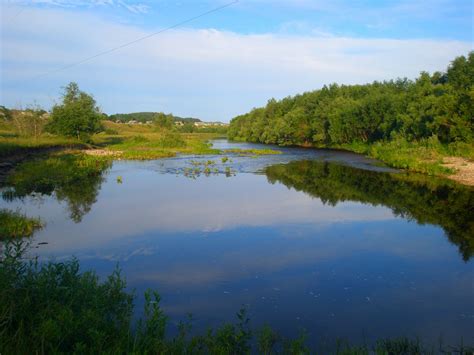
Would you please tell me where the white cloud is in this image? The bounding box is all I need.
[0,5,471,120]
[2,0,150,13]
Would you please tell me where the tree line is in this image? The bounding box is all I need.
[228,52,474,147]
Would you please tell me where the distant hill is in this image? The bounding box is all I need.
[107,112,201,123]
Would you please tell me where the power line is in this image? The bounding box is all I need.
[26,0,239,81]
[2,2,25,24]
[7,7,24,23]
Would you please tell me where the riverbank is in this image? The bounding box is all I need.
[336,139,474,187]
[232,137,474,187]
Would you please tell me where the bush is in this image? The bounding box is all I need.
[157,131,186,148]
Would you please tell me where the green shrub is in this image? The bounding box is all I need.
[0,209,42,239]
[157,131,186,148]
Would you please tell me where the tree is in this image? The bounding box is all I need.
[228,52,474,146]
[153,112,174,129]
[47,82,103,140]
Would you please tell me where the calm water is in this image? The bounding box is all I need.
[1,139,473,348]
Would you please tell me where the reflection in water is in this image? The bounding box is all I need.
[0,143,473,346]
[1,154,110,222]
[265,160,474,261]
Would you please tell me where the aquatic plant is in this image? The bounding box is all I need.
[0,209,42,239]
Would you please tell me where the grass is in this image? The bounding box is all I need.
[1,242,472,354]
[0,120,282,162]
[92,122,221,159]
[0,209,42,239]
[0,121,221,161]
[0,135,85,159]
[337,137,474,176]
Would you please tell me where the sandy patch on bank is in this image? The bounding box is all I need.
[443,157,474,186]
[84,149,123,157]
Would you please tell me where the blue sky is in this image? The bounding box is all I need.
[1,0,473,121]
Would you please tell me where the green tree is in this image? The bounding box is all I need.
[228,52,474,146]
[47,82,103,140]
[153,112,174,129]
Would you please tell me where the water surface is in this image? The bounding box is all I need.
[1,139,473,348]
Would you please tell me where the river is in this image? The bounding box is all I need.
[1,139,473,348]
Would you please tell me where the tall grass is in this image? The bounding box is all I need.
[0,136,85,158]
[339,137,474,176]
[0,210,42,239]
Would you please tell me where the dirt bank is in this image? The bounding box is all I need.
[442,157,474,187]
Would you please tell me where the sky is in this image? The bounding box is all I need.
[0,0,473,121]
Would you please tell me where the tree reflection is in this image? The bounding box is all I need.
[2,154,110,223]
[265,160,474,261]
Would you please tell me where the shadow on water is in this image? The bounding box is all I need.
[1,154,111,223]
[265,160,474,261]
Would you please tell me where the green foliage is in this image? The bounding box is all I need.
[0,242,133,354]
[341,138,457,176]
[229,53,474,170]
[0,209,42,239]
[153,112,174,129]
[258,324,280,354]
[157,131,186,148]
[47,82,103,141]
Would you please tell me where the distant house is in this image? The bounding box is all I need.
[175,121,184,126]
[127,120,138,125]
